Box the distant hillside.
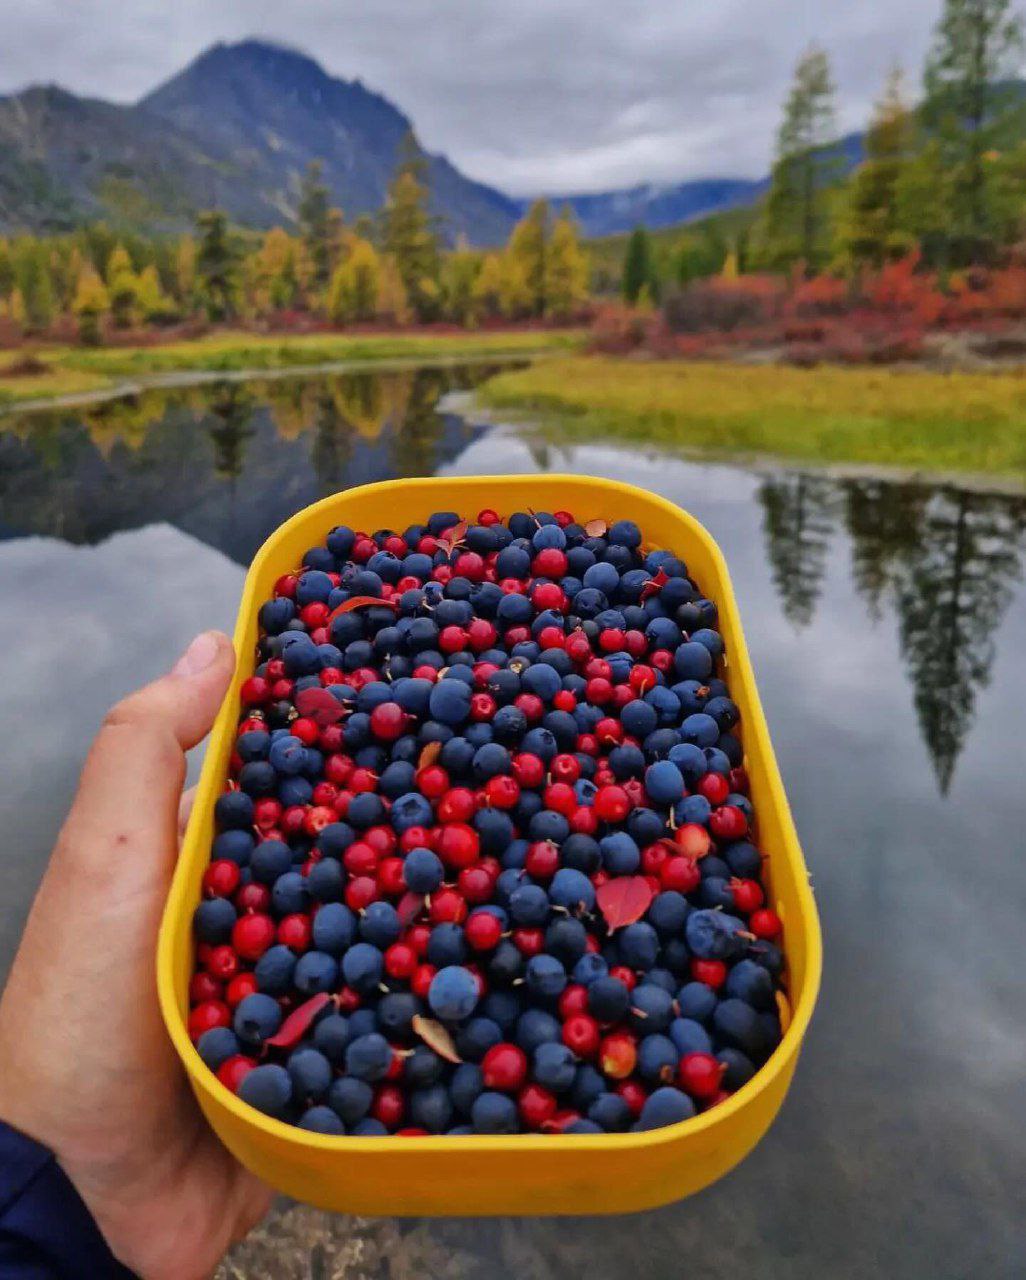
[536,178,766,237]
[0,40,519,243]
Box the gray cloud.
[0,0,975,194]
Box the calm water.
[1,363,1023,1279]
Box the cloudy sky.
[3,0,961,195]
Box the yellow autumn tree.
[544,211,589,319]
[327,237,382,323]
[72,266,110,345]
[135,264,172,322]
[7,287,27,330]
[442,244,481,326]
[106,244,138,327]
[505,199,549,316]
[471,252,504,321]
[377,253,411,325]
[176,235,197,311]
[498,253,532,319]
[256,227,299,311]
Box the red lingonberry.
[385,942,418,979]
[429,888,468,924]
[482,1043,528,1091]
[203,859,241,899]
[615,1079,648,1116]
[553,690,577,712]
[439,625,468,654]
[437,823,479,869]
[232,913,275,960]
[599,1031,637,1079]
[678,1052,726,1099]
[661,856,701,893]
[477,507,501,526]
[483,774,520,809]
[730,878,764,913]
[609,965,637,990]
[709,805,748,841]
[518,1083,557,1129]
[690,958,727,988]
[436,789,476,824]
[240,676,270,706]
[370,702,406,741]
[563,1014,601,1058]
[188,1000,231,1041]
[465,911,504,951]
[533,548,568,578]
[377,857,406,896]
[470,692,497,722]
[466,617,497,651]
[525,841,560,880]
[512,927,545,956]
[593,785,630,822]
[697,772,731,805]
[458,865,494,904]
[372,1084,405,1128]
[411,964,436,998]
[277,913,312,952]
[749,907,782,939]
[217,1055,257,1092]
[570,805,599,835]
[225,973,258,1007]
[543,781,577,817]
[345,876,379,911]
[558,984,590,1019]
[189,972,222,1004]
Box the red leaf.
[265,993,331,1048]
[439,520,469,554]
[326,595,399,624]
[584,519,608,537]
[596,876,655,932]
[639,568,670,603]
[294,686,349,727]
[412,1015,462,1063]
[397,891,425,925]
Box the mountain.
[0,40,519,243]
[536,178,767,238]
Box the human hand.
[0,631,271,1280]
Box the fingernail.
[172,631,222,677]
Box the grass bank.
[0,328,583,409]
[479,355,1026,477]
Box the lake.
[1,361,1023,1279]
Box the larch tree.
[380,135,442,322]
[622,226,655,303]
[922,0,1025,261]
[545,210,589,318]
[756,45,840,272]
[506,200,549,317]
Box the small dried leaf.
[327,595,399,623]
[775,989,792,1034]
[439,520,469,553]
[397,891,425,925]
[639,567,670,602]
[418,741,443,769]
[596,876,655,932]
[412,1015,462,1063]
[265,993,331,1048]
[294,686,348,727]
[584,518,608,538]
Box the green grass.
[479,355,1026,477]
[0,328,583,408]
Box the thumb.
[56,631,236,879]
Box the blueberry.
[532,1042,576,1092]
[723,841,762,879]
[509,883,550,927]
[251,839,292,885]
[197,1026,240,1071]
[685,910,747,961]
[428,679,471,726]
[212,829,255,866]
[717,1047,756,1091]
[271,870,308,917]
[287,1047,333,1100]
[545,917,588,966]
[312,1013,351,1065]
[390,790,434,833]
[572,953,609,986]
[238,1064,293,1118]
[648,891,690,937]
[618,921,659,970]
[294,950,339,995]
[549,868,596,913]
[410,1084,454,1133]
[561,833,602,875]
[215,790,254,830]
[565,1119,604,1133]
[668,1017,713,1057]
[628,984,675,1033]
[515,1008,562,1053]
[599,832,640,876]
[589,1092,633,1131]
[351,1118,389,1136]
[193,897,236,945]
[450,1062,485,1115]
[645,759,685,805]
[428,966,479,1022]
[348,1008,378,1040]
[713,998,767,1059]
[311,903,357,955]
[481,989,522,1034]
[471,1091,518,1134]
[673,642,713,682]
[525,954,567,1001]
[455,1017,503,1062]
[298,1105,345,1134]
[254,944,297,995]
[635,1086,695,1131]
[341,942,384,994]
[234,993,283,1046]
[680,713,720,749]
[724,959,775,1009]
[376,992,421,1039]
[677,981,718,1024]
[404,1045,445,1088]
[345,1033,393,1082]
[399,846,443,895]
[608,519,641,549]
[359,901,401,949]
[587,976,630,1023]
[636,1034,679,1083]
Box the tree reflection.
[204,382,256,480]
[757,473,836,629]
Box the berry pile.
[190,507,786,1136]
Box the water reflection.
[757,474,1026,792]
[0,364,501,563]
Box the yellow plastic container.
[158,474,821,1216]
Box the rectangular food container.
[157,474,822,1216]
